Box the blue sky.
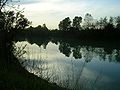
[18,0,120,29]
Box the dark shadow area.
[0,31,68,90]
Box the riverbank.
[0,33,68,90]
[0,52,68,90]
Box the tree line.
[58,13,120,31]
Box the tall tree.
[58,17,71,31]
[83,13,94,29]
[98,17,108,29]
[104,17,115,30]
[72,16,82,30]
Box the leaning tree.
[0,0,31,61]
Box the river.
[15,38,120,90]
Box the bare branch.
[0,0,9,11]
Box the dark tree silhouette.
[72,16,82,30]
[58,17,71,31]
[104,23,114,30]
[98,17,108,29]
[104,17,115,30]
[116,16,120,30]
[0,0,31,63]
[0,0,9,11]
[0,6,30,32]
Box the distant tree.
[58,17,71,31]
[116,16,120,30]
[42,23,48,31]
[83,13,94,29]
[104,23,114,30]
[103,17,108,27]
[104,17,115,30]
[109,17,114,25]
[97,17,108,29]
[72,16,82,30]
[37,25,42,29]
[93,20,101,29]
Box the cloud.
[21,0,87,28]
[19,0,120,28]
[18,0,40,4]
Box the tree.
[58,17,71,31]
[0,10,30,33]
[0,0,30,32]
[42,23,48,31]
[0,0,9,11]
[96,17,108,29]
[116,16,120,29]
[0,0,31,60]
[72,16,82,30]
[83,13,94,29]
[104,17,115,30]
[109,17,114,25]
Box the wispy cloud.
[18,0,40,4]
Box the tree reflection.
[72,46,82,59]
[116,50,120,62]
[57,40,120,63]
[59,42,71,57]
[18,38,120,63]
[17,39,120,90]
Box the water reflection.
[58,40,120,63]
[15,39,120,90]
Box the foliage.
[0,10,31,32]
[72,16,82,30]
[83,13,94,29]
[116,16,120,29]
[57,13,120,31]
[0,1,68,90]
[58,17,71,31]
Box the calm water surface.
[16,40,120,90]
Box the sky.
[16,0,120,29]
